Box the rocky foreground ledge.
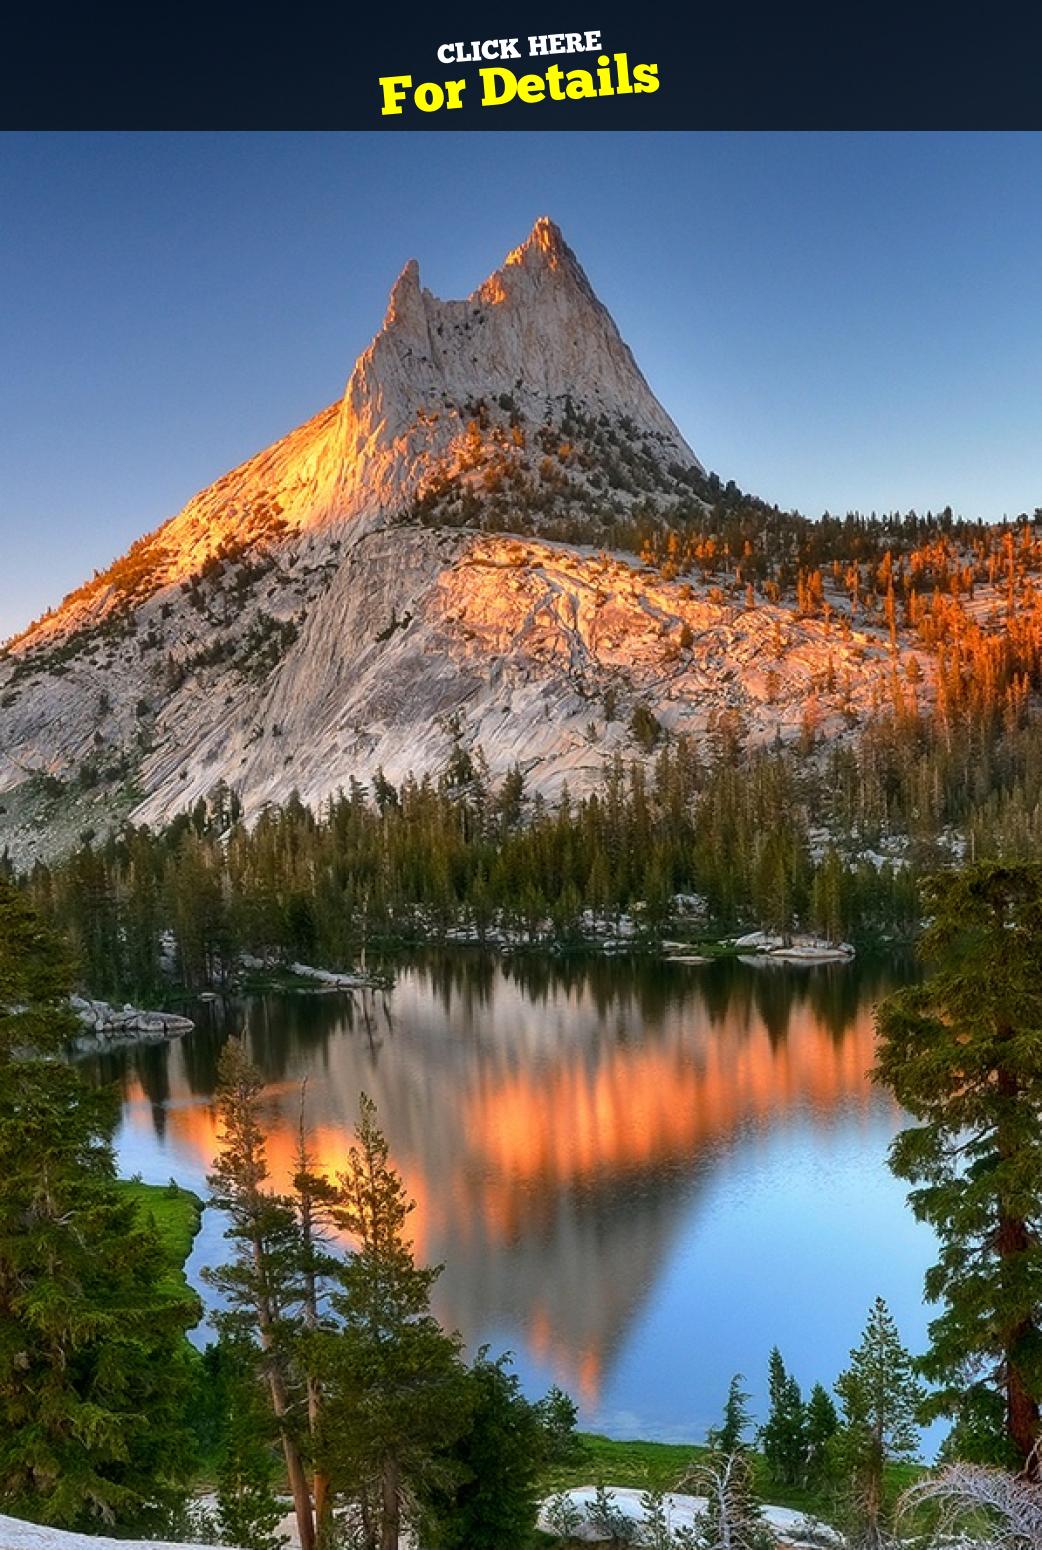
[69,995,194,1051]
[0,1517,235,1550]
[541,1486,839,1546]
[0,1487,836,1550]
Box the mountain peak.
[344,219,698,471]
[382,257,424,330]
[503,215,571,270]
[476,216,589,306]
[5,219,700,663]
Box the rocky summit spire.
[502,214,573,270]
[382,257,424,331]
[6,218,702,661]
[343,216,700,470]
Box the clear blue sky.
[3,131,1042,639]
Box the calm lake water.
[85,952,941,1452]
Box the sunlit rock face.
[0,218,927,860]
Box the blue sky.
[2,131,1042,638]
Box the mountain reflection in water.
[88,953,937,1446]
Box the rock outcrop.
[69,995,194,1051]
[0,1517,232,1550]
[539,1487,838,1547]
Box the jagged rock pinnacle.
[353,217,696,463]
[384,257,422,326]
[504,215,571,269]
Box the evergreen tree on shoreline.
[832,1297,923,1548]
[760,1347,807,1487]
[709,1374,753,1454]
[0,881,197,1533]
[318,1094,471,1550]
[204,1040,316,1550]
[875,863,1042,1473]
[804,1382,840,1485]
[289,1084,338,1537]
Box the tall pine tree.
[709,1374,753,1453]
[875,863,1042,1472]
[0,881,197,1533]
[804,1383,839,1485]
[420,1349,546,1550]
[205,1040,316,1550]
[832,1298,923,1548]
[760,1347,807,1487]
[318,1094,470,1550]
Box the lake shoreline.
[159,929,879,1007]
[74,916,920,1016]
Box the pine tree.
[0,878,77,1058]
[804,1383,839,1484]
[875,863,1042,1472]
[204,1040,316,1550]
[811,849,846,943]
[421,1350,545,1550]
[0,881,197,1533]
[209,1335,289,1550]
[587,1482,639,1547]
[290,1088,338,1537]
[534,1384,582,1465]
[318,1095,470,1550]
[832,1298,923,1548]
[760,1348,806,1487]
[709,1374,753,1453]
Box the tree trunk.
[309,1373,331,1531]
[265,1363,316,1550]
[380,1456,400,1550]
[298,1172,331,1534]
[359,1488,375,1550]
[862,1435,883,1550]
[254,1242,316,1550]
[999,1200,1041,1474]
[997,1056,1041,1475]
[278,1412,317,1550]
[1008,1354,1041,1480]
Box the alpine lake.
[82,950,941,1453]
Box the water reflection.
[88,953,934,1444]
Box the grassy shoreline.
[113,1177,205,1303]
[545,1433,923,1525]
